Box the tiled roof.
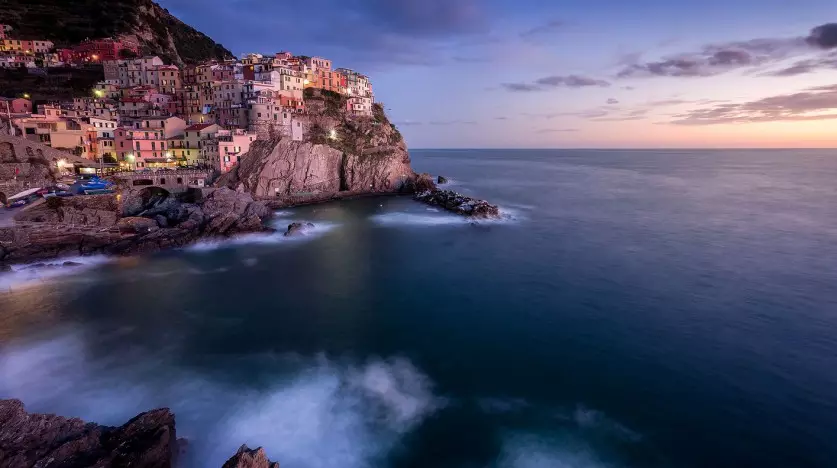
[184,123,215,131]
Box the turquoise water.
[1,149,836,467]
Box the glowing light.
[22,93,30,99]
[91,54,99,61]
[93,89,104,98]
[328,129,337,140]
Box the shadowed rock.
[222,445,280,468]
[0,399,177,468]
[284,222,315,237]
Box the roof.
[184,123,215,131]
[0,97,28,102]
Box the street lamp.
[22,93,30,99]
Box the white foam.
[186,222,339,252]
[372,207,523,227]
[0,256,111,293]
[0,333,442,468]
[495,433,621,468]
[371,212,471,227]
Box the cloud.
[159,0,489,67]
[606,98,619,105]
[536,75,611,88]
[806,23,837,49]
[520,20,564,41]
[494,116,509,120]
[536,128,578,133]
[621,86,636,91]
[501,83,542,92]
[647,99,691,106]
[669,83,837,125]
[503,74,611,92]
[615,23,837,79]
[761,52,837,76]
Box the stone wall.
[0,134,82,202]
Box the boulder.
[437,175,448,184]
[117,217,160,235]
[155,214,169,228]
[62,261,83,267]
[0,399,177,468]
[284,222,315,237]
[222,445,280,468]
[402,173,437,194]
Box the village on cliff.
[0,29,375,176]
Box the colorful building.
[0,97,33,114]
[213,129,257,173]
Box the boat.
[5,187,42,207]
[79,176,112,191]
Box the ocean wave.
[186,222,340,252]
[0,256,112,293]
[372,207,523,227]
[0,335,443,468]
[495,433,621,468]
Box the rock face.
[415,189,500,219]
[437,176,449,184]
[222,445,280,468]
[0,399,177,468]
[218,140,343,198]
[216,97,414,200]
[0,188,273,264]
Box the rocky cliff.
[0,399,281,467]
[0,187,272,263]
[217,95,414,199]
[2,0,233,65]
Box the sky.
[158,0,837,148]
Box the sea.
[1,149,836,468]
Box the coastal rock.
[215,102,413,200]
[201,188,270,235]
[155,214,169,228]
[414,190,500,219]
[437,176,448,184]
[402,173,437,194]
[222,445,280,468]
[117,217,160,235]
[0,399,177,468]
[284,222,315,237]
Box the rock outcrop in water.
[0,399,282,468]
[222,445,280,468]
[0,399,178,468]
[409,173,500,219]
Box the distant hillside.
[0,0,233,65]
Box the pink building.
[0,97,32,114]
[215,129,256,173]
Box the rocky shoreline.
[0,399,280,467]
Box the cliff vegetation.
[1,0,233,64]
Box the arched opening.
[0,192,6,205]
[138,186,170,210]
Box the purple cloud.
[669,83,837,125]
[616,23,837,79]
[504,74,611,92]
[520,20,565,40]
